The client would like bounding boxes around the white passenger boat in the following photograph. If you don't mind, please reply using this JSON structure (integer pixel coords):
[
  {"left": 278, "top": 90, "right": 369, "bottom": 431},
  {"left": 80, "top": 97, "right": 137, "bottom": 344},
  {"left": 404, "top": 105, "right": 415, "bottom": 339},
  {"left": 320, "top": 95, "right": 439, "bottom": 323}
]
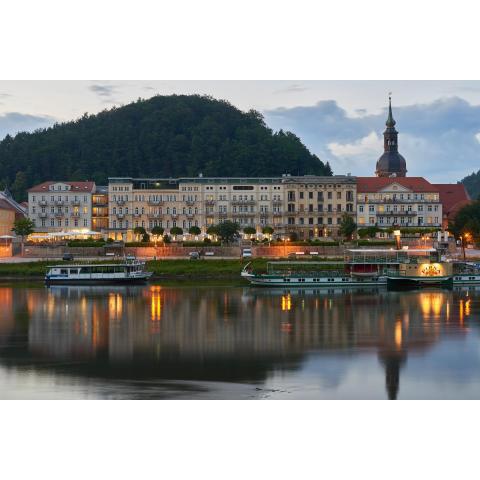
[
  {"left": 45, "top": 257, "right": 153, "bottom": 285},
  {"left": 241, "top": 250, "right": 480, "bottom": 289},
  {"left": 241, "top": 261, "right": 386, "bottom": 287}
]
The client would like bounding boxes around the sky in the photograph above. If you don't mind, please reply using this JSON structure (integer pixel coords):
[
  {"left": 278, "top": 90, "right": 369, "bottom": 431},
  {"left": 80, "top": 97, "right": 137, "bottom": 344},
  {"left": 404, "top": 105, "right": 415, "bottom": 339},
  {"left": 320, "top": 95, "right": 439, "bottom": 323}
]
[{"left": 1, "top": 80, "right": 480, "bottom": 183}]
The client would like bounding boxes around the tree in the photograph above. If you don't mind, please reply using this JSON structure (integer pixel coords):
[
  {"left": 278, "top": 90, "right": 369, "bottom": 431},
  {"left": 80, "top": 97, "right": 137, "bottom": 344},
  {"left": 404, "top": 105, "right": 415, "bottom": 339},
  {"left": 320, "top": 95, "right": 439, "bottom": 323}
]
[
  {"left": 133, "top": 226, "right": 146, "bottom": 241},
  {"left": 142, "top": 233, "right": 150, "bottom": 243},
  {"left": 11, "top": 171, "right": 28, "bottom": 201},
  {"left": 170, "top": 226, "right": 183, "bottom": 239},
  {"left": 288, "top": 231, "right": 298, "bottom": 242},
  {"left": 357, "top": 226, "right": 379, "bottom": 239},
  {"left": 262, "top": 226, "right": 274, "bottom": 236},
  {"left": 188, "top": 225, "right": 201, "bottom": 236},
  {"left": 151, "top": 226, "right": 164, "bottom": 244},
  {"left": 163, "top": 234, "right": 171, "bottom": 244},
  {"left": 450, "top": 199, "right": 480, "bottom": 245},
  {"left": 0, "top": 95, "right": 332, "bottom": 200},
  {"left": 12, "top": 217, "right": 35, "bottom": 256},
  {"left": 243, "top": 226, "right": 256, "bottom": 236},
  {"left": 216, "top": 221, "right": 239, "bottom": 243},
  {"left": 339, "top": 213, "right": 357, "bottom": 240},
  {"left": 151, "top": 226, "right": 164, "bottom": 236},
  {"left": 206, "top": 225, "right": 218, "bottom": 236}
]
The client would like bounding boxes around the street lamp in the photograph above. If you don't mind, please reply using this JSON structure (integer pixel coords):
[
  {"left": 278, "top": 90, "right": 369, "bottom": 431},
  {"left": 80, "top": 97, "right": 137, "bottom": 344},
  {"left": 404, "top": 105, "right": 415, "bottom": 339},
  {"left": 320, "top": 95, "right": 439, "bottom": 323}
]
[
  {"left": 393, "top": 229, "right": 401, "bottom": 250},
  {"left": 283, "top": 237, "right": 289, "bottom": 257}
]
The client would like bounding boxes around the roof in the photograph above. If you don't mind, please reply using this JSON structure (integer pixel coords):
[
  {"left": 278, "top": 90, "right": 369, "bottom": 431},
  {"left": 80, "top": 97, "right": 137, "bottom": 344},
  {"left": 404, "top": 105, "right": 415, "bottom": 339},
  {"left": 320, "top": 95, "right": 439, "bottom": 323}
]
[
  {"left": 434, "top": 183, "right": 471, "bottom": 216},
  {"left": 0, "top": 190, "right": 26, "bottom": 216},
  {"left": 357, "top": 176, "right": 437, "bottom": 193},
  {"left": 0, "top": 199, "right": 15, "bottom": 211},
  {"left": 28, "top": 181, "right": 95, "bottom": 193}
]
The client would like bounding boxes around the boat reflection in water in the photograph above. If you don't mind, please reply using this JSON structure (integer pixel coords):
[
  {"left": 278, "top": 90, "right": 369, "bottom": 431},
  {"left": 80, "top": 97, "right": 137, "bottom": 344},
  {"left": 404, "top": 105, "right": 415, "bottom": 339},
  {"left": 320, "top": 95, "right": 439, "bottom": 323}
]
[{"left": 0, "top": 284, "right": 478, "bottom": 399}]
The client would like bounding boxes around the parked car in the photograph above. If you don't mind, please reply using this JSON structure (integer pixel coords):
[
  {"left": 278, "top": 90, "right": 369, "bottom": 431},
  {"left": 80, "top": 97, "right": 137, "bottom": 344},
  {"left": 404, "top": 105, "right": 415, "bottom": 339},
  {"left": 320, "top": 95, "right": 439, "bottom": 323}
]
[
  {"left": 189, "top": 251, "right": 200, "bottom": 260},
  {"left": 242, "top": 248, "right": 253, "bottom": 258},
  {"left": 62, "top": 253, "right": 74, "bottom": 261}
]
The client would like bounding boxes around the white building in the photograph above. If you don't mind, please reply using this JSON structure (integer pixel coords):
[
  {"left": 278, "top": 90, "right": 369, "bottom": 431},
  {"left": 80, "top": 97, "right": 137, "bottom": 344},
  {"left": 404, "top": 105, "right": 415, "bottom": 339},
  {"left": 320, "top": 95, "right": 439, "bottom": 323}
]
[
  {"left": 28, "top": 181, "right": 96, "bottom": 233},
  {"left": 356, "top": 177, "right": 442, "bottom": 230}
]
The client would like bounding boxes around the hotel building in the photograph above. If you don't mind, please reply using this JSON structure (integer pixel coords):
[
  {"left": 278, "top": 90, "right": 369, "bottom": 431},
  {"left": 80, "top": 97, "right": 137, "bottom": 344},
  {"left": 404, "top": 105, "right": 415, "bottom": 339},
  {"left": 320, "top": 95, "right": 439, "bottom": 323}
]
[
  {"left": 28, "top": 181, "right": 96, "bottom": 233},
  {"left": 356, "top": 177, "right": 442, "bottom": 229},
  {"left": 282, "top": 175, "right": 356, "bottom": 238},
  {"left": 107, "top": 176, "right": 286, "bottom": 241}
]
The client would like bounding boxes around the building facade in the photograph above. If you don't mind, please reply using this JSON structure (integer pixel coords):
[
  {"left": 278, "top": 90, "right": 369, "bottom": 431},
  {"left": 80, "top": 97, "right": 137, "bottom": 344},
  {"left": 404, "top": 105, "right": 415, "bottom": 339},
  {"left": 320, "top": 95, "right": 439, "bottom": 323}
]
[
  {"left": 106, "top": 175, "right": 357, "bottom": 241},
  {"left": 28, "top": 181, "right": 96, "bottom": 233},
  {"left": 356, "top": 177, "right": 442, "bottom": 229},
  {"left": 0, "top": 188, "right": 26, "bottom": 236},
  {"left": 107, "top": 176, "right": 287, "bottom": 241},
  {"left": 282, "top": 175, "right": 356, "bottom": 239}
]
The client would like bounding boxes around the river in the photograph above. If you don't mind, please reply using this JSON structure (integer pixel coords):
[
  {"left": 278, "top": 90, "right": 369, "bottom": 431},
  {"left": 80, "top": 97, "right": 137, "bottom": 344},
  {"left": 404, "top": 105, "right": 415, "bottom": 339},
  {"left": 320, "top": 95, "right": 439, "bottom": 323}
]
[{"left": 0, "top": 282, "right": 479, "bottom": 399}]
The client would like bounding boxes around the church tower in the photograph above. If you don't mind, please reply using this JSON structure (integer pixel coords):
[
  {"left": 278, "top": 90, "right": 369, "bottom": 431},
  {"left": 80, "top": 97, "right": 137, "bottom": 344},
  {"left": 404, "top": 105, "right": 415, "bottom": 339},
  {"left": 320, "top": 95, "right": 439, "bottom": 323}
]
[{"left": 375, "top": 96, "right": 407, "bottom": 177}]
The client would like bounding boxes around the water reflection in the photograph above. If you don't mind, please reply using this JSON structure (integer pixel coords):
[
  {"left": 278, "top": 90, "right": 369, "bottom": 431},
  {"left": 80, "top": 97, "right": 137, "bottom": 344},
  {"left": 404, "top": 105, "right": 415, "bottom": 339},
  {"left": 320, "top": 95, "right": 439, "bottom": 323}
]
[{"left": 0, "top": 284, "right": 479, "bottom": 399}]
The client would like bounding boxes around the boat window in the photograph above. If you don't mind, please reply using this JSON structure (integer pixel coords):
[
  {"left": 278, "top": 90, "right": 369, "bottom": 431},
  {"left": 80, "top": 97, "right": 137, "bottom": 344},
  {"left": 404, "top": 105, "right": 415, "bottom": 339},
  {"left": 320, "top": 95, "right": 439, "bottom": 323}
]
[
  {"left": 69, "top": 269, "right": 78, "bottom": 274},
  {"left": 60, "top": 269, "right": 68, "bottom": 275},
  {"left": 80, "top": 267, "right": 92, "bottom": 274}
]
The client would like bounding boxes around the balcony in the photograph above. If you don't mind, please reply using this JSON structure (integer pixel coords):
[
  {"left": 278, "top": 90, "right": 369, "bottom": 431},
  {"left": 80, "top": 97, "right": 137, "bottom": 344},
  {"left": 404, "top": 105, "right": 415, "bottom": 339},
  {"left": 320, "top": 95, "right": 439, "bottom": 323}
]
[
  {"left": 148, "top": 213, "right": 163, "bottom": 219},
  {"left": 116, "top": 199, "right": 126, "bottom": 206},
  {"left": 55, "top": 212, "right": 65, "bottom": 218},
  {"left": 133, "top": 212, "right": 141, "bottom": 218},
  {"left": 231, "top": 200, "right": 256, "bottom": 205},
  {"left": 185, "top": 200, "right": 195, "bottom": 206},
  {"left": 38, "top": 212, "right": 47, "bottom": 218},
  {"left": 148, "top": 200, "right": 164, "bottom": 206},
  {"left": 273, "top": 211, "right": 282, "bottom": 217},
  {"left": 71, "top": 212, "right": 80, "bottom": 217},
  {"left": 186, "top": 213, "right": 195, "bottom": 219},
  {"left": 171, "top": 213, "right": 178, "bottom": 219},
  {"left": 379, "top": 211, "right": 418, "bottom": 216},
  {"left": 205, "top": 200, "right": 216, "bottom": 206},
  {"left": 116, "top": 213, "right": 125, "bottom": 219},
  {"left": 272, "top": 200, "right": 283, "bottom": 205},
  {"left": 70, "top": 200, "right": 80, "bottom": 206},
  {"left": 38, "top": 200, "right": 47, "bottom": 207}
]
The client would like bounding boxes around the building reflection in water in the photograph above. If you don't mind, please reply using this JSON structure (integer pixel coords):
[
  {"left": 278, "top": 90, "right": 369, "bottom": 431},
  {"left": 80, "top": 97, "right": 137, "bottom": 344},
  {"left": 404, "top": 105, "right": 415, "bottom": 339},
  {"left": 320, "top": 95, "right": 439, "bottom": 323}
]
[{"left": 0, "top": 284, "right": 477, "bottom": 398}]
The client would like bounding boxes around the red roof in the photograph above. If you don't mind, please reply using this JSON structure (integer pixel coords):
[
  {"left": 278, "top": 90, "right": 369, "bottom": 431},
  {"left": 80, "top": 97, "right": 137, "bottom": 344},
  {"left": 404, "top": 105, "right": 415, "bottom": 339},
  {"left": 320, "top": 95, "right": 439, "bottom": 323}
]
[
  {"left": 357, "top": 177, "right": 438, "bottom": 193},
  {"left": 28, "top": 181, "right": 95, "bottom": 193},
  {"left": 434, "top": 183, "right": 471, "bottom": 216}
]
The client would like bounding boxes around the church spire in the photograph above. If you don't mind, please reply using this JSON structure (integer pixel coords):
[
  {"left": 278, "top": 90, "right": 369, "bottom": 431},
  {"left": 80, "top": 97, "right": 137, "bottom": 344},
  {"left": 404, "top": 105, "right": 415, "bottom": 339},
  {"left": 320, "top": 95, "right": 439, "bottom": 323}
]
[
  {"left": 386, "top": 95, "right": 396, "bottom": 128},
  {"left": 375, "top": 95, "right": 407, "bottom": 177}
]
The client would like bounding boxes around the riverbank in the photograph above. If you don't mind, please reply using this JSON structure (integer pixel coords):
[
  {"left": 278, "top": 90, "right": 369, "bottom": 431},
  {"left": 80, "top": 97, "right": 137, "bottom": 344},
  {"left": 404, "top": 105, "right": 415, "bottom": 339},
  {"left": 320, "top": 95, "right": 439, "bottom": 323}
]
[{"left": 0, "top": 257, "right": 343, "bottom": 280}]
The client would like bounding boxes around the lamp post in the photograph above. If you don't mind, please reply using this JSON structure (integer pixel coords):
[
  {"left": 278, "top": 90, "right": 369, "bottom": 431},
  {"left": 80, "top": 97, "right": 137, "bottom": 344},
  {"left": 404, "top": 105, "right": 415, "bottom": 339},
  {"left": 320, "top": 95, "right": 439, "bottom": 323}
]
[
  {"left": 461, "top": 233, "right": 471, "bottom": 261},
  {"left": 393, "top": 229, "right": 401, "bottom": 250},
  {"left": 283, "top": 237, "right": 289, "bottom": 257}
]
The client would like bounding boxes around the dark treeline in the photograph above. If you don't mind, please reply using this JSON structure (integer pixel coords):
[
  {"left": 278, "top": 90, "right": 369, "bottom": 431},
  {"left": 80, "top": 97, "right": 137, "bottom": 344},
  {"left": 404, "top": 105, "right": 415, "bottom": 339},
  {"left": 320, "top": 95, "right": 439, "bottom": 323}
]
[
  {"left": 461, "top": 170, "right": 480, "bottom": 200},
  {"left": 0, "top": 94, "right": 332, "bottom": 201}
]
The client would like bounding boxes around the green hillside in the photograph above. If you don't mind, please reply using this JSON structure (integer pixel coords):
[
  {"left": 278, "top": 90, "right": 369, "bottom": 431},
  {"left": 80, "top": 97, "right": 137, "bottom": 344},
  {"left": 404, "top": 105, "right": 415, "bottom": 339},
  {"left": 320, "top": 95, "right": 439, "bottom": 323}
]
[
  {"left": 0, "top": 94, "right": 332, "bottom": 201},
  {"left": 461, "top": 170, "right": 480, "bottom": 200}
]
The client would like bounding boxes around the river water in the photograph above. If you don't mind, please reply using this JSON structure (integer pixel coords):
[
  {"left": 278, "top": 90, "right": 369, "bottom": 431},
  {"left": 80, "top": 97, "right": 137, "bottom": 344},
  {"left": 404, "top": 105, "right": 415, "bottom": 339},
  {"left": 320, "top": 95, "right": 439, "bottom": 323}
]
[{"left": 0, "top": 283, "right": 479, "bottom": 399}]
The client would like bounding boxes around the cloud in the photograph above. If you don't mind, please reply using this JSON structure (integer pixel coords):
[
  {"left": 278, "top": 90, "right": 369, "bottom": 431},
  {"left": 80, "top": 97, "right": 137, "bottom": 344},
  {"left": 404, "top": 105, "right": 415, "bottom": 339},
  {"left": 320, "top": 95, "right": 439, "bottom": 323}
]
[
  {"left": 265, "top": 97, "right": 480, "bottom": 182},
  {"left": 274, "top": 83, "right": 309, "bottom": 94},
  {"left": 88, "top": 83, "right": 119, "bottom": 103},
  {"left": 0, "top": 112, "right": 56, "bottom": 140}
]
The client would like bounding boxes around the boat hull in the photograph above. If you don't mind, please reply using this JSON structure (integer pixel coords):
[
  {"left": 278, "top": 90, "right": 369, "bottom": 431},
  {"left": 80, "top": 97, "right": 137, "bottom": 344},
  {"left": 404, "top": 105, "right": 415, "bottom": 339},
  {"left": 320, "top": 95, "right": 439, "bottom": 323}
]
[
  {"left": 387, "top": 276, "right": 453, "bottom": 290},
  {"left": 45, "top": 275, "right": 152, "bottom": 285},
  {"left": 242, "top": 274, "right": 386, "bottom": 287}
]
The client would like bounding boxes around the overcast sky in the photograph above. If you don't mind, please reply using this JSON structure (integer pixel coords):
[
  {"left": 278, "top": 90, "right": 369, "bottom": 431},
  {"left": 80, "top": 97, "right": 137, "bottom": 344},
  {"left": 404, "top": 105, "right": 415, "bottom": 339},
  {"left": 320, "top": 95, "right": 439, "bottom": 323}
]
[{"left": 1, "top": 80, "right": 479, "bottom": 183}]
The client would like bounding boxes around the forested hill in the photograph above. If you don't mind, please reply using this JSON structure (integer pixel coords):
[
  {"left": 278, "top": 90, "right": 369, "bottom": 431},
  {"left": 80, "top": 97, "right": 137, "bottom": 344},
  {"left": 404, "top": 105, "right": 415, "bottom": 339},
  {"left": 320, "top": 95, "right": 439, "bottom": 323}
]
[
  {"left": 461, "top": 170, "right": 480, "bottom": 200},
  {"left": 0, "top": 94, "right": 332, "bottom": 201}
]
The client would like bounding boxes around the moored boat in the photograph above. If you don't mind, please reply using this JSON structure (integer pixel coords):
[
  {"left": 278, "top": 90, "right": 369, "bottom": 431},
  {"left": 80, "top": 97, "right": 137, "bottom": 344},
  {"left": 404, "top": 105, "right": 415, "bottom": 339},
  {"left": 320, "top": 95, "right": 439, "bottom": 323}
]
[
  {"left": 241, "top": 248, "right": 480, "bottom": 289},
  {"left": 45, "top": 257, "right": 153, "bottom": 285}
]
